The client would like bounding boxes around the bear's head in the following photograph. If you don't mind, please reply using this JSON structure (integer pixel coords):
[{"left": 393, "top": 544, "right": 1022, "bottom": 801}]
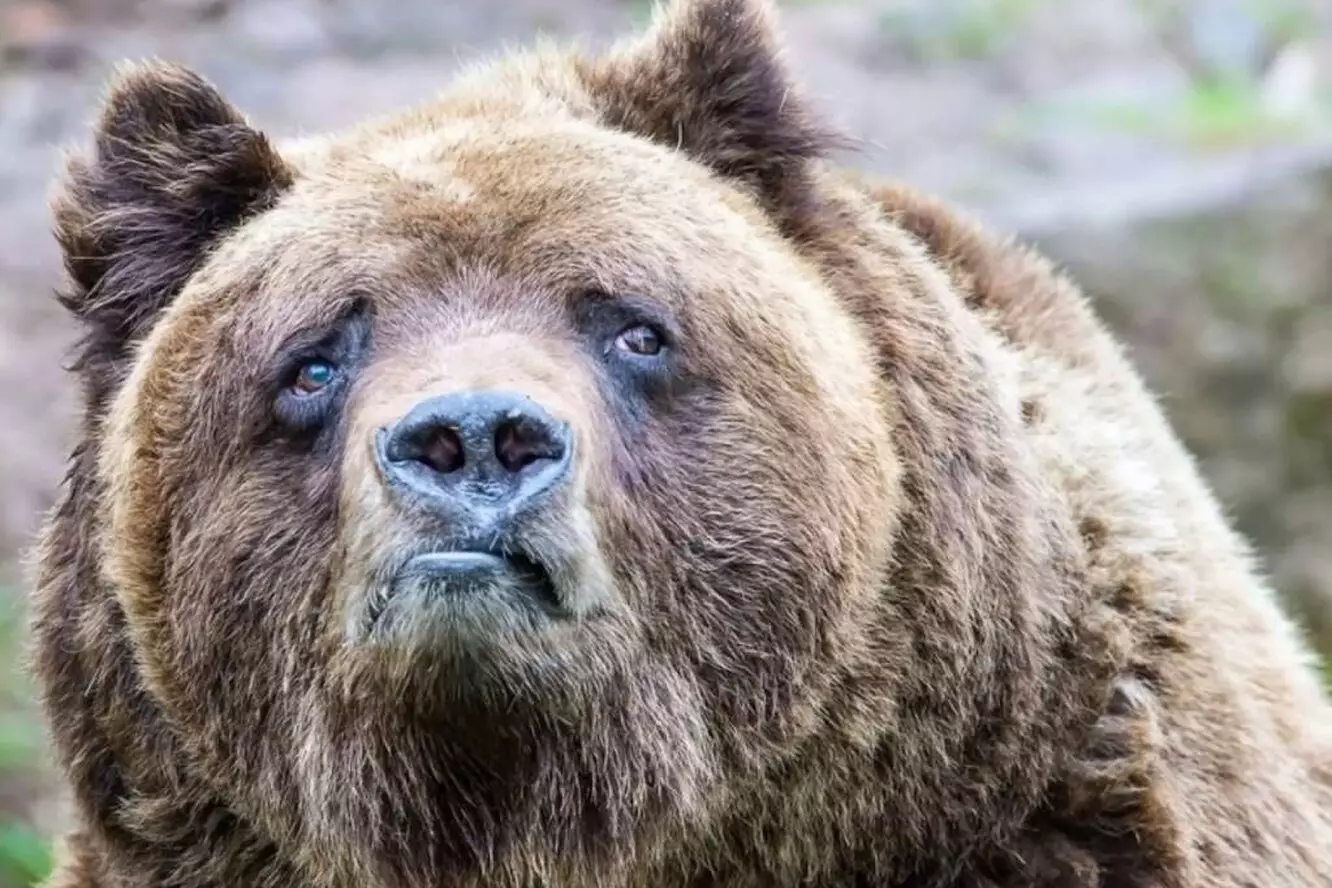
[{"left": 32, "top": 1, "right": 1085, "bottom": 884}]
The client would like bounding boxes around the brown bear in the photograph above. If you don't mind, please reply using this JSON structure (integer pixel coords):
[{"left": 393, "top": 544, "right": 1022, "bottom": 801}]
[{"left": 26, "top": 0, "right": 1332, "bottom": 885}]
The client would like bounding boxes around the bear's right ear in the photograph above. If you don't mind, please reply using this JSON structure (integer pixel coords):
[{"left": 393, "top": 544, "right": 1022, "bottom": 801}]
[
  {"left": 581, "top": 0, "right": 840, "bottom": 229},
  {"left": 52, "top": 60, "right": 292, "bottom": 386}
]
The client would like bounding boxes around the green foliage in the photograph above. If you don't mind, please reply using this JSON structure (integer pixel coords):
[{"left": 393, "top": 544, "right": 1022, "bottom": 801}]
[
  {"left": 0, "top": 588, "right": 52, "bottom": 888},
  {"left": 879, "top": 0, "right": 1043, "bottom": 63},
  {"left": 1177, "top": 77, "right": 1313, "bottom": 147},
  {"left": 0, "top": 822, "right": 51, "bottom": 888},
  {"left": 1237, "top": 0, "right": 1320, "bottom": 48},
  {"left": 1018, "top": 73, "right": 1329, "bottom": 154}
]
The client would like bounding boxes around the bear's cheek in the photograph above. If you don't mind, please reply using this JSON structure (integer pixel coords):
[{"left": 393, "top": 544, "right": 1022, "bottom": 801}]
[
  {"left": 114, "top": 460, "right": 345, "bottom": 781},
  {"left": 593, "top": 385, "right": 897, "bottom": 735}
]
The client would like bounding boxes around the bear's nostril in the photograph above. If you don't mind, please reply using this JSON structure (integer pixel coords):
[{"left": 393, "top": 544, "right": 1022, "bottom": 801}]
[
  {"left": 407, "top": 427, "right": 465, "bottom": 475},
  {"left": 379, "top": 391, "right": 573, "bottom": 513},
  {"left": 494, "top": 416, "right": 564, "bottom": 474}
]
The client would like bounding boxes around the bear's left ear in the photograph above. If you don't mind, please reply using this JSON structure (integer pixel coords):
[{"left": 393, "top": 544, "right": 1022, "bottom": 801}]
[
  {"left": 582, "top": 0, "right": 838, "bottom": 224},
  {"left": 51, "top": 60, "right": 293, "bottom": 394}
]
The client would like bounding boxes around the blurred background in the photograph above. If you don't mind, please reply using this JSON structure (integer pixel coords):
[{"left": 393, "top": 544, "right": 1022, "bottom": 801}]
[{"left": 1, "top": 0, "right": 1330, "bottom": 883}]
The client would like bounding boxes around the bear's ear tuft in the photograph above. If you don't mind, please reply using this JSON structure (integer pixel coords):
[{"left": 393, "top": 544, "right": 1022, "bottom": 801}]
[
  {"left": 582, "top": 0, "right": 841, "bottom": 222},
  {"left": 51, "top": 60, "right": 292, "bottom": 388}
]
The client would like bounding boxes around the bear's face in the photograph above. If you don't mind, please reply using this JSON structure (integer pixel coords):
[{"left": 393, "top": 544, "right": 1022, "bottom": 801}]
[
  {"left": 106, "top": 110, "right": 898, "bottom": 723},
  {"left": 55, "top": 1, "right": 905, "bottom": 881}
]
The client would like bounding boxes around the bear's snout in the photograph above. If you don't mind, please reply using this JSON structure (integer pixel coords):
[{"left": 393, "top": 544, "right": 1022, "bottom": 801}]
[{"left": 328, "top": 382, "right": 610, "bottom": 651}]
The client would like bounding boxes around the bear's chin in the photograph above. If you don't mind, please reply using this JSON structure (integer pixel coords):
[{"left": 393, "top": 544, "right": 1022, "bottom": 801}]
[{"left": 331, "top": 550, "right": 640, "bottom": 712}]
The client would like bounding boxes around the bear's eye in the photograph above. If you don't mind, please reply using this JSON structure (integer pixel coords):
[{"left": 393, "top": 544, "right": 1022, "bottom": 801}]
[
  {"left": 291, "top": 359, "right": 338, "bottom": 395},
  {"left": 274, "top": 354, "right": 348, "bottom": 434},
  {"left": 614, "top": 324, "right": 665, "bottom": 357},
  {"left": 268, "top": 304, "right": 370, "bottom": 440}
]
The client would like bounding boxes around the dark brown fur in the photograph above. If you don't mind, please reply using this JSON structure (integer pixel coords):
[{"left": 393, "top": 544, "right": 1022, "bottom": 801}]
[{"left": 27, "top": 1, "right": 1332, "bottom": 886}]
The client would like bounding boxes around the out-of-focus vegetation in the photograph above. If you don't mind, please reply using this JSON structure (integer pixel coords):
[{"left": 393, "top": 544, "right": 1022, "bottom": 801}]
[{"left": 1, "top": 587, "right": 51, "bottom": 888}]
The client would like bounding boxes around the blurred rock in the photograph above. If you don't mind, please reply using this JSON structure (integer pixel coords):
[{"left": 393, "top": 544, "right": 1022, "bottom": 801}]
[
  {"left": 1261, "top": 40, "right": 1320, "bottom": 118},
  {"left": 229, "top": 0, "right": 335, "bottom": 61},
  {"left": 0, "top": 0, "right": 84, "bottom": 69},
  {"left": 1183, "top": 0, "right": 1268, "bottom": 81}
]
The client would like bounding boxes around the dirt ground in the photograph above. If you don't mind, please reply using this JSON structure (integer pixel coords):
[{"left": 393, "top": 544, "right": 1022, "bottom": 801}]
[{"left": 1, "top": 0, "right": 1330, "bottom": 859}]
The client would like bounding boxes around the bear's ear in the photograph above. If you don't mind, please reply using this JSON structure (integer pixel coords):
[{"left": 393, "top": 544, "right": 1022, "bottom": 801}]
[
  {"left": 582, "top": 0, "right": 839, "bottom": 222},
  {"left": 52, "top": 60, "right": 292, "bottom": 386}
]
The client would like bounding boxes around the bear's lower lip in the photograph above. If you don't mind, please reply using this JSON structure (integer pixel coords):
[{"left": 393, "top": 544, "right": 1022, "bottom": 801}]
[
  {"left": 399, "top": 551, "right": 512, "bottom": 582},
  {"left": 363, "top": 548, "right": 562, "bottom": 639}
]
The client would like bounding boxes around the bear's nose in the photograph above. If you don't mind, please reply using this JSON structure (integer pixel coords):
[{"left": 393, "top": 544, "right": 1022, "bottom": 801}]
[{"left": 376, "top": 390, "right": 572, "bottom": 520}]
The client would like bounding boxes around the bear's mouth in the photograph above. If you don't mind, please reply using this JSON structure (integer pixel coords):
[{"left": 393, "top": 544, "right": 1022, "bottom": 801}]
[
  {"left": 365, "top": 543, "right": 561, "bottom": 633},
  {"left": 398, "top": 548, "right": 555, "bottom": 598}
]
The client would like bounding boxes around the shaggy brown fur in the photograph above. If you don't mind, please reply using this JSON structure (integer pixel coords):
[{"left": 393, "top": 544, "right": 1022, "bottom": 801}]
[{"left": 27, "top": 1, "right": 1332, "bottom": 885}]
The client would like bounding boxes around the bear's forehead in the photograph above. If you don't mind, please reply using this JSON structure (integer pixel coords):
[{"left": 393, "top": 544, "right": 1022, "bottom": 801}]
[
  {"left": 210, "top": 115, "right": 761, "bottom": 289},
  {"left": 149, "top": 93, "right": 863, "bottom": 388},
  {"left": 282, "top": 112, "right": 745, "bottom": 228},
  {"left": 179, "top": 111, "right": 804, "bottom": 332}
]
